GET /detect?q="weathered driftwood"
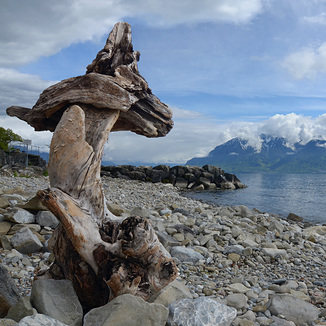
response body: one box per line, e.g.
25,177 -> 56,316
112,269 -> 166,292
7,22 -> 177,311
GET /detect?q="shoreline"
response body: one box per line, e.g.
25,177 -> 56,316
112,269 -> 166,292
1,171 -> 326,324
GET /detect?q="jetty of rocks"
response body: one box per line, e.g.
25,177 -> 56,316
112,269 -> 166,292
101,164 -> 247,190
0,166 -> 326,325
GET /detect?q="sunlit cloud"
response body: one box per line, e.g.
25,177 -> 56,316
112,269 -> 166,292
282,43 -> 326,79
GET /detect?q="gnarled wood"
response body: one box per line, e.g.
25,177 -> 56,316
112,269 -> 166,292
6,23 -> 173,137
6,22 -> 177,312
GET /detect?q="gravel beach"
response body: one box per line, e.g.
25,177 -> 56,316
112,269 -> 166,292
1,168 -> 326,325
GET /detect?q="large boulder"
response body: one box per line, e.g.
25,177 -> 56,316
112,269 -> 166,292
167,297 -> 237,326
267,294 -> 319,326
30,279 -> 83,326
0,264 -> 20,317
83,293 -> 168,326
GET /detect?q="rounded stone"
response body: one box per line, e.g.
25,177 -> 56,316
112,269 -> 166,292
228,253 -> 241,262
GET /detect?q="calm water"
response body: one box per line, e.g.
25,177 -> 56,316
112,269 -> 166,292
185,173 -> 326,224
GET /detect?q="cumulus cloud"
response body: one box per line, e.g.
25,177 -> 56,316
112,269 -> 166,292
282,43 -> 326,79
0,0 -> 266,67
0,69 -> 56,115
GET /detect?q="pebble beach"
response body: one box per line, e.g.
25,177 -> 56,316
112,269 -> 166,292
1,167 -> 326,325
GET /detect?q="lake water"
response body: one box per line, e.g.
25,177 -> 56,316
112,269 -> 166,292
185,173 -> 326,225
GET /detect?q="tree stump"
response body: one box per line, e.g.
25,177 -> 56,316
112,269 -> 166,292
7,22 -> 177,311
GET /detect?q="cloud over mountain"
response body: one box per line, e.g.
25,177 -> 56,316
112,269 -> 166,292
214,113 -> 326,154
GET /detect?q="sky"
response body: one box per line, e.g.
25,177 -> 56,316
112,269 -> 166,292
2,0 -> 326,164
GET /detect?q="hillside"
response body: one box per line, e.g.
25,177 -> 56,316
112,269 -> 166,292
186,135 -> 326,173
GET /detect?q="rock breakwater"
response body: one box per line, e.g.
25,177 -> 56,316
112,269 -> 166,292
0,168 -> 326,325
101,164 -> 247,190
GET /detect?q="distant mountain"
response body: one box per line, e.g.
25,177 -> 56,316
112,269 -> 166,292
186,135 -> 326,173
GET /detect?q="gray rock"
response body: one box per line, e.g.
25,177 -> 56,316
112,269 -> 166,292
235,205 -> 253,218
35,211 -> 59,229
256,316 -> 273,325
224,245 -> 245,255
156,231 -> 180,249
267,294 -> 319,326
160,208 -> 172,216
1,235 -> 12,250
0,264 -> 20,318
6,209 -> 35,224
31,279 -> 83,326
3,249 -> 23,265
148,279 -> 193,306
130,206 -> 150,218
227,283 -> 250,294
287,212 -> 303,222
17,314 -> 68,326
167,297 -> 237,326
262,248 -> 287,258
170,246 -> 204,263
18,196 -> 47,212
0,222 -> 12,235
10,227 -> 43,254
0,319 -> 17,326
0,196 -> 10,209
107,203 -> 125,216
8,224 -> 41,235
226,293 -> 248,309
270,316 -> 296,326
237,310 -> 256,322
6,297 -> 37,322
192,184 -> 205,191
83,293 -> 168,326
221,182 -> 236,190
174,178 -> 188,189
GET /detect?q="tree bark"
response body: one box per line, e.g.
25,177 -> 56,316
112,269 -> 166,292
38,104 -> 177,311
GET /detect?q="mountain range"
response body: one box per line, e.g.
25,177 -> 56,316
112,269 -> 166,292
186,134 -> 326,173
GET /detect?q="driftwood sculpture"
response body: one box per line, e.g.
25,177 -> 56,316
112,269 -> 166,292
7,22 -> 177,311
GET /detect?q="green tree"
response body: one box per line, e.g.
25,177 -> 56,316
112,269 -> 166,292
0,127 -> 23,151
